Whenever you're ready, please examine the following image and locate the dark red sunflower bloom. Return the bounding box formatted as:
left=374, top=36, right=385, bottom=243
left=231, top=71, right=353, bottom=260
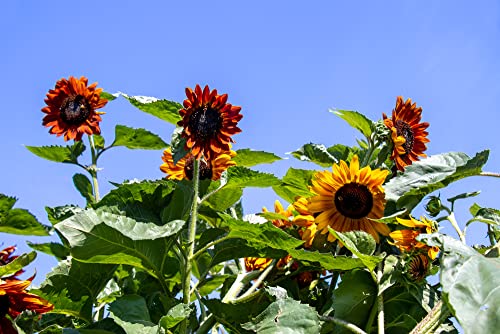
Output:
left=177, top=85, right=242, bottom=160
left=383, top=96, right=430, bottom=171
left=42, top=76, right=107, bottom=141
left=0, top=247, right=23, bottom=278
left=0, top=277, right=53, bottom=333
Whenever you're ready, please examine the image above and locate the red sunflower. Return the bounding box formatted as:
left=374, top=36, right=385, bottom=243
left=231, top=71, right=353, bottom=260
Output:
left=0, top=247, right=23, bottom=278
left=383, top=96, right=430, bottom=171
left=42, top=76, right=107, bottom=141
left=177, top=85, right=242, bottom=160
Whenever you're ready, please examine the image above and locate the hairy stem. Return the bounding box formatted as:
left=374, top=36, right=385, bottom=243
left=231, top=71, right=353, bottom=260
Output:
left=376, top=263, right=385, bottom=334
left=410, top=300, right=450, bottom=334
left=88, top=135, right=100, bottom=202
left=319, top=315, right=368, bottom=334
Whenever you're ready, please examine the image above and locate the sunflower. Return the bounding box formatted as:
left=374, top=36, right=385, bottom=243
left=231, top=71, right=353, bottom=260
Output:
left=291, top=196, right=317, bottom=248
left=0, top=277, right=53, bottom=333
left=178, top=85, right=242, bottom=160
left=308, top=155, right=390, bottom=243
left=389, top=216, right=439, bottom=259
left=262, top=200, right=294, bottom=229
left=383, top=96, right=430, bottom=171
left=160, top=148, right=236, bottom=181
left=244, top=257, right=273, bottom=271
left=42, top=76, right=107, bottom=141
left=406, top=253, right=430, bottom=281
left=0, top=247, right=23, bottom=278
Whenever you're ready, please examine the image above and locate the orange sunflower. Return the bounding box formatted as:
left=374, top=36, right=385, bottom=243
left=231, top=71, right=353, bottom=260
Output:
left=389, top=216, right=439, bottom=259
left=0, top=277, right=53, bottom=333
left=0, top=247, right=23, bottom=278
left=262, top=200, right=294, bottom=229
left=308, top=155, right=390, bottom=243
left=291, top=196, right=317, bottom=248
left=178, top=85, right=242, bottom=160
left=383, top=96, right=430, bottom=171
left=160, top=147, right=236, bottom=181
left=42, top=76, right=107, bottom=141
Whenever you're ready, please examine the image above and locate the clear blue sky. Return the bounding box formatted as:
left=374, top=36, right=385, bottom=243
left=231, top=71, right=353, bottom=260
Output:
left=1, top=1, right=499, bottom=283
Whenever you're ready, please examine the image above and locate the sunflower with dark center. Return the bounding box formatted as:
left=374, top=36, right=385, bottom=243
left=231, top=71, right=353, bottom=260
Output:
left=42, top=76, right=107, bottom=141
left=383, top=96, right=430, bottom=171
left=308, top=155, right=390, bottom=243
left=0, top=277, right=53, bottom=333
left=178, top=85, right=242, bottom=160
left=406, top=253, right=430, bottom=281
left=160, top=147, right=236, bottom=181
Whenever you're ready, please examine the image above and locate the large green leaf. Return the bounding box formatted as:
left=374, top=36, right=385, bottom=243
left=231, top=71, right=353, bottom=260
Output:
left=242, top=294, right=320, bottom=333
left=45, top=205, right=82, bottom=226
left=121, top=93, right=182, bottom=125
left=26, top=141, right=85, bottom=164
left=0, top=194, right=50, bottom=235
left=27, top=241, right=69, bottom=260
left=384, top=151, right=489, bottom=214
left=55, top=208, right=184, bottom=278
left=329, top=230, right=382, bottom=271
left=273, top=168, right=316, bottom=203
left=109, top=295, right=152, bottom=323
left=111, top=125, right=168, bottom=150
left=0, top=251, right=36, bottom=278
left=73, top=173, right=95, bottom=204
left=332, top=269, right=376, bottom=332
left=224, top=166, right=280, bottom=188
left=233, top=149, right=282, bottom=167
left=160, top=304, right=192, bottom=330
left=468, top=203, right=500, bottom=226
left=290, top=143, right=338, bottom=167
left=160, top=180, right=193, bottom=222
left=422, top=234, right=500, bottom=333
left=33, top=259, right=116, bottom=322
left=330, top=109, right=373, bottom=139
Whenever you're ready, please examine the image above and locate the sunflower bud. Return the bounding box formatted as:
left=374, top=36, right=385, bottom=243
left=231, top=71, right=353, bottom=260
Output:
left=425, top=196, right=442, bottom=217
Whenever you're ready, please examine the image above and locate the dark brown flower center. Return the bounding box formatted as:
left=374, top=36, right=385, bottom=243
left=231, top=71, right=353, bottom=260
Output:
left=0, top=295, right=10, bottom=318
left=395, top=120, right=414, bottom=155
left=184, top=156, right=213, bottom=180
left=188, top=105, right=222, bottom=141
left=334, top=183, right=373, bottom=219
left=60, top=95, right=92, bottom=125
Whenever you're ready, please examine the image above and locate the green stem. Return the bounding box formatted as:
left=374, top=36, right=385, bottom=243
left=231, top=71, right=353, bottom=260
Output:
left=361, top=137, right=375, bottom=167
left=319, top=315, right=368, bottom=334
left=181, top=158, right=200, bottom=332
left=480, top=171, right=500, bottom=178
left=191, top=235, right=231, bottom=261
left=376, top=262, right=385, bottom=334
left=447, top=212, right=465, bottom=243
left=238, top=259, right=277, bottom=300
left=487, top=224, right=497, bottom=246
left=88, top=135, right=100, bottom=202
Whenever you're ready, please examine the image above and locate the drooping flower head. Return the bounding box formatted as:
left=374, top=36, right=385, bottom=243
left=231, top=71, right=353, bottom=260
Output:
left=406, top=253, right=430, bottom=281
left=383, top=96, right=429, bottom=171
left=0, top=277, right=53, bottom=333
left=178, top=85, right=242, bottom=160
left=160, top=147, right=237, bottom=181
left=42, top=76, right=107, bottom=141
left=308, top=155, right=390, bottom=243
left=389, top=216, right=439, bottom=259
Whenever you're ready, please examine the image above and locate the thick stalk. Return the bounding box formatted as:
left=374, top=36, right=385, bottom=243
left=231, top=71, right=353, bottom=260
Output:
left=410, top=300, right=449, bottom=334
left=88, top=135, right=100, bottom=202
left=480, top=171, right=500, bottom=178
left=447, top=212, right=465, bottom=243
left=376, top=263, right=385, bottom=334
left=181, top=159, right=200, bottom=333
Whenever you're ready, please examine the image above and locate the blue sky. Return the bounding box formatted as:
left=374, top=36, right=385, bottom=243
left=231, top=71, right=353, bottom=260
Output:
left=1, top=1, right=499, bottom=283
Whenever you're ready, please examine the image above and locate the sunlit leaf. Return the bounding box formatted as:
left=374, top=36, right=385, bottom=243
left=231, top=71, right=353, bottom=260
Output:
left=0, top=251, right=36, bottom=278
left=447, top=191, right=480, bottom=203
left=27, top=241, right=69, bottom=260
left=384, top=151, right=489, bottom=214
left=93, top=134, right=106, bottom=150
left=329, top=230, right=382, bottom=271
left=121, top=93, right=182, bottom=124
left=273, top=168, right=316, bottom=203
left=330, top=109, right=373, bottom=139
left=111, top=125, right=168, bottom=150
left=0, top=194, right=50, bottom=236
left=26, top=141, right=85, bottom=164
left=290, top=143, right=337, bottom=167
left=468, top=203, right=500, bottom=226
left=100, top=91, right=118, bottom=101
left=233, top=149, right=281, bottom=167
left=224, top=166, right=280, bottom=188
left=45, top=205, right=82, bottom=225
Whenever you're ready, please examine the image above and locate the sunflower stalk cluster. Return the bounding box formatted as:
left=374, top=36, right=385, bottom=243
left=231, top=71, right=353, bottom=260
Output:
left=1, top=77, right=499, bottom=334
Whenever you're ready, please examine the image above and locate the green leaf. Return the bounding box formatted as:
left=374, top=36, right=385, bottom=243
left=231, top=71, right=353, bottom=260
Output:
left=272, top=168, right=316, bottom=203
left=27, top=241, right=69, bottom=260
left=290, top=143, right=338, bottom=167
left=55, top=208, right=183, bottom=278
left=160, top=304, right=192, bottom=329
left=73, top=173, right=95, bottom=204
left=203, top=186, right=243, bottom=212
left=447, top=191, right=480, bottom=203
left=169, top=126, right=189, bottom=165
left=383, top=284, right=430, bottom=333
left=121, top=93, right=182, bottom=125
left=160, top=180, right=193, bottom=222
left=329, top=230, right=382, bottom=272
left=109, top=295, right=152, bottom=323
left=45, top=205, right=82, bottom=225
left=110, top=311, right=158, bottom=334
left=93, top=135, right=106, bottom=150
left=33, top=259, right=116, bottom=322
left=327, top=144, right=353, bottom=163
left=287, top=249, right=367, bottom=271
left=330, top=109, right=373, bottom=139
left=224, top=166, right=280, bottom=188
left=0, top=251, right=36, bottom=278
left=111, top=125, right=168, bottom=150
left=26, top=141, right=85, bottom=164
left=242, top=296, right=320, bottom=333
left=467, top=203, right=500, bottom=226
left=384, top=151, right=489, bottom=214
left=0, top=194, right=49, bottom=235
left=100, top=91, right=118, bottom=101
left=332, top=269, right=376, bottom=332
left=233, top=149, right=282, bottom=167
left=421, top=234, right=500, bottom=333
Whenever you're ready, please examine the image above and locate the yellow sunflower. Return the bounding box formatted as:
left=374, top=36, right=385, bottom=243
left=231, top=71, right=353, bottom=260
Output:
left=262, top=200, right=294, bottom=229
left=160, top=148, right=236, bottom=181
left=389, top=216, right=439, bottom=259
left=291, top=196, right=317, bottom=248
left=308, top=155, right=390, bottom=243
left=42, top=76, right=107, bottom=141
left=178, top=84, right=242, bottom=160
left=383, top=96, right=430, bottom=171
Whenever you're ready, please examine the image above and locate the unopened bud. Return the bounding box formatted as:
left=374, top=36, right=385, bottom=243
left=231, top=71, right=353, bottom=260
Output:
left=425, top=196, right=442, bottom=217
